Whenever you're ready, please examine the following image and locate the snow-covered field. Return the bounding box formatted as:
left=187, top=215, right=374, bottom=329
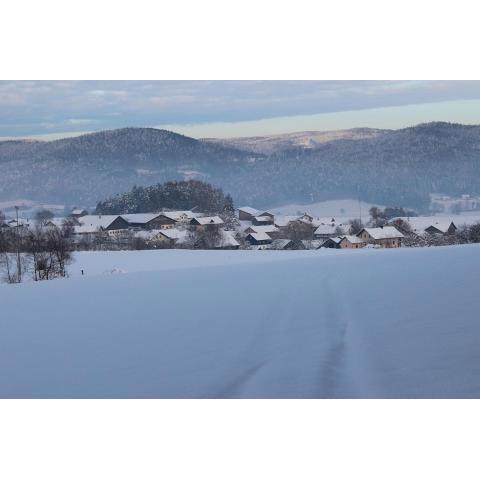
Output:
left=1, top=245, right=480, bottom=398
left=269, top=199, right=384, bottom=219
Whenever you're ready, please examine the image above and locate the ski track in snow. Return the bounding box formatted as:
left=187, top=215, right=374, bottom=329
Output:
left=1, top=245, right=480, bottom=398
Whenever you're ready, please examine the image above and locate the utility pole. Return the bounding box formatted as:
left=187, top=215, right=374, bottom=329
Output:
left=15, top=206, right=21, bottom=283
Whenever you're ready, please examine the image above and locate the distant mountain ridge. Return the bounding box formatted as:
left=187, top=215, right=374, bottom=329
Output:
left=1, top=122, right=480, bottom=209
left=203, top=127, right=389, bottom=154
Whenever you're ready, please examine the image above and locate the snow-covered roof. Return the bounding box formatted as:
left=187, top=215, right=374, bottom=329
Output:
left=391, top=216, right=456, bottom=234
left=268, top=239, right=292, bottom=249
left=362, top=227, right=404, bottom=239
left=253, top=216, right=272, bottom=222
left=134, top=229, right=164, bottom=240
left=314, top=224, right=345, bottom=235
left=157, top=228, right=189, bottom=242
left=244, top=225, right=279, bottom=234
left=121, top=213, right=161, bottom=224
left=161, top=210, right=196, bottom=221
left=6, top=218, right=29, bottom=227
left=342, top=235, right=365, bottom=244
left=192, top=216, right=224, bottom=225
left=301, top=239, right=325, bottom=249
left=46, top=217, right=67, bottom=227
left=74, top=215, right=122, bottom=234
left=238, top=206, right=259, bottom=216
left=247, top=232, right=272, bottom=241
left=327, top=237, right=344, bottom=244
left=71, top=209, right=87, bottom=215
left=218, top=231, right=240, bottom=248
left=274, top=215, right=299, bottom=227
left=424, top=222, right=456, bottom=233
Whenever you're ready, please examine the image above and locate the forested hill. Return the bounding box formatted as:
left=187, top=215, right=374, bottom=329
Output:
left=1, top=122, right=480, bottom=210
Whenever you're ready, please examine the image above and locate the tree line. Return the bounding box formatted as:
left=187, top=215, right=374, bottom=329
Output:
left=0, top=212, right=74, bottom=284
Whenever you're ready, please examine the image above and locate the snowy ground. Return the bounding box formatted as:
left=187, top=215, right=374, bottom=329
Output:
left=269, top=199, right=384, bottom=219
left=1, top=245, right=480, bottom=398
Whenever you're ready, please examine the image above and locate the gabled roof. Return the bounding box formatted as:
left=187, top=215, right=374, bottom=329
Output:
left=238, top=206, right=259, bottom=216
left=7, top=218, right=29, bottom=227
left=71, top=209, right=87, bottom=215
left=269, top=239, right=291, bottom=249
left=160, top=210, right=196, bottom=221
left=342, top=235, right=365, bottom=244
left=273, top=215, right=298, bottom=227
left=74, top=215, right=123, bottom=233
left=218, top=231, right=240, bottom=248
left=253, top=216, right=272, bottom=222
left=244, top=225, right=279, bottom=234
left=134, top=229, right=164, bottom=240
left=314, top=224, right=345, bottom=235
left=301, top=239, right=325, bottom=249
left=325, top=236, right=344, bottom=244
left=258, top=211, right=274, bottom=217
left=247, top=232, right=272, bottom=241
left=121, top=213, right=162, bottom=224
left=157, top=228, right=189, bottom=242
left=391, top=216, right=459, bottom=234
left=424, top=221, right=456, bottom=234
left=191, top=216, right=224, bottom=225
left=361, top=227, right=404, bottom=239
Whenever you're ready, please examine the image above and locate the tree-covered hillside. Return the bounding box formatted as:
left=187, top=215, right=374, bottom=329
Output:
left=95, top=180, right=235, bottom=217
left=2, top=122, right=480, bottom=210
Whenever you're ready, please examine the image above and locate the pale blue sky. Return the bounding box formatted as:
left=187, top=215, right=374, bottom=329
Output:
left=1, top=81, right=480, bottom=139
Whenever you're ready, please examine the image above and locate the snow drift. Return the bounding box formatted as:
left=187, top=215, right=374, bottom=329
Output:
left=1, top=245, right=480, bottom=398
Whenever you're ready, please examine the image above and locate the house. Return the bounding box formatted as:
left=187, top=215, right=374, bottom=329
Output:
left=45, top=217, right=80, bottom=228
left=156, top=228, right=190, bottom=247
left=257, top=211, right=275, bottom=221
left=339, top=235, right=366, bottom=249
left=357, top=226, right=404, bottom=248
left=301, top=239, right=325, bottom=249
left=313, top=224, right=346, bottom=239
left=6, top=218, right=30, bottom=228
left=298, top=213, right=314, bottom=223
left=244, top=224, right=279, bottom=236
left=121, top=213, right=167, bottom=230
left=214, top=231, right=240, bottom=250
left=74, top=215, right=130, bottom=235
left=238, top=206, right=260, bottom=221
left=425, top=222, right=457, bottom=235
left=150, top=210, right=196, bottom=229
left=268, top=239, right=306, bottom=250
left=70, top=209, right=88, bottom=218
left=321, top=237, right=344, bottom=249
left=390, top=217, right=457, bottom=236
left=246, top=232, right=272, bottom=245
left=252, top=215, right=274, bottom=226
left=190, top=216, right=224, bottom=231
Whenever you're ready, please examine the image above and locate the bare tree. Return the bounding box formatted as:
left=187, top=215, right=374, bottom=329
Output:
left=348, top=218, right=364, bottom=235
left=285, top=220, right=314, bottom=241
left=193, top=224, right=222, bottom=249
left=45, top=224, right=73, bottom=277
left=0, top=229, right=15, bottom=283
left=35, top=209, right=54, bottom=226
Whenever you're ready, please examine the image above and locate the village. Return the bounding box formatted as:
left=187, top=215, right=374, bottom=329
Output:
left=3, top=201, right=480, bottom=252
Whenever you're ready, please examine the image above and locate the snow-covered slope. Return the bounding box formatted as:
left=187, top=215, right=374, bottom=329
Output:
left=1, top=245, right=480, bottom=398
left=268, top=199, right=384, bottom=218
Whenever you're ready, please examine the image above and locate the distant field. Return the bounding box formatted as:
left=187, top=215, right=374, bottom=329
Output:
left=269, top=198, right=384, bottom=219
left=1, top=245, right=480, bottom=398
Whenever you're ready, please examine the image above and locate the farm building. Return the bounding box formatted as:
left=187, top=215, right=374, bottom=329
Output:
left=238, top=206, right=260, bottom=221
left=357, top=227, right=404, bottom=248
left=246, top=232, right=272, bottom=246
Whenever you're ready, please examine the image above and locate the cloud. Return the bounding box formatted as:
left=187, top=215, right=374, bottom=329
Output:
left=1, top=80, right=480, bottom=137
